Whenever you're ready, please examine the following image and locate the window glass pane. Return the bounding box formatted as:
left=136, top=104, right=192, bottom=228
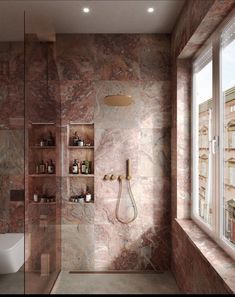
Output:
left=221, top=18, right=235, bottom=246
left=193, top=49, right=213, bottom=226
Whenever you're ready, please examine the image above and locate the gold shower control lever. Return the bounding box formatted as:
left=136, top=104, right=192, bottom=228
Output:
left=104, top=175, right=110, bottom=180
left=110, top=174, right=117, bottom=180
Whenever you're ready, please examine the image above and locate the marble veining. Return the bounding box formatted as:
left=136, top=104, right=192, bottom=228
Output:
left=172, top=219, right=235, bottom=293
left=57, top=34, right=172, bottom=271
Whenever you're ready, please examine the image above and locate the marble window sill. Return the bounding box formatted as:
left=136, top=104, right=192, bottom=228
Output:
left=175, top=219, right=235, bottom=293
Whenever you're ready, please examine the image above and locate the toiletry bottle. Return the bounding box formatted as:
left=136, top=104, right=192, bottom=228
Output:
left=78, top=137, right=84, bottom=147
left=39, top=160, right=46, bottom=174
left=40, top=138, right=45, bottom=147
left=81, top=161, right=86, bottom=174
left=85, top=160, right=89, bottom=174
left=47, top=131, right=55, bottom=146
left=48, top=159, right=55, bottom=174
left=72, top=159, right=78, bottom=174
left=33, top=189, right=39, bottom=202
left=85, top=186, right=92, bottom=202
left=73, top=131, right=79, bottom=146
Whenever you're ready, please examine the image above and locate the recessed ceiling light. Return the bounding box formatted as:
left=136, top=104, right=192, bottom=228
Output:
left=147, top=7, right=154, bottom=13
left=83, top=7, right=90, bottom=13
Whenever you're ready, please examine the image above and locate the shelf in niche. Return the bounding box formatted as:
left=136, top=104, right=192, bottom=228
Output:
left=68, top=146, right=94, bottom=149
left=29, top=174, right=56, bottom=177
left=30, top=202, right=56, bottom=205
left=30, top=146, right=56, bottom=149
left=68, top=174, right=94, bottom=178
left=65, top=200, right=94, bottom=204
left=30, top=122, right=56, bottom=125
left=69, top=122, right=94, bottom=125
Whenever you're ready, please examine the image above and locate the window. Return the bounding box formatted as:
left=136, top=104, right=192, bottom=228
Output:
left=230, top=105, right=235, bottom=112
left=229, top=162, right=235, bottom=186
left=192, top=11, right=235, bottom=260
left=193, top=47, right=213, bottom=227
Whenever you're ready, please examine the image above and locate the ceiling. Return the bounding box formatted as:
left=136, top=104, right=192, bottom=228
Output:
left=0, top=0, right=185, bottom=41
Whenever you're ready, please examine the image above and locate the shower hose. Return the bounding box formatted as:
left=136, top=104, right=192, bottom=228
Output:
left=115, top=178, right=138, bottom=224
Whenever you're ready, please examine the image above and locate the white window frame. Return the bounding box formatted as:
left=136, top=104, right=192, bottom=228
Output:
left=192, top=8, right=235, bottom=261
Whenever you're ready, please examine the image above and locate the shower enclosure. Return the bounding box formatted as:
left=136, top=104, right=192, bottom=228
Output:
left=0, top=0, right=173, bottom=294
left=0, top=5, right=61, bottom=294
left=24, top=12, right=62, bottom=294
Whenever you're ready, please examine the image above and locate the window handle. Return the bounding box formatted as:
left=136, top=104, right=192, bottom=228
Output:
left=212, top=136, right=219, bottom=154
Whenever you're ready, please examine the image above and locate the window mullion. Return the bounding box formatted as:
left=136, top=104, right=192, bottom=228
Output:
left=212, top=34, right=221, bottom=240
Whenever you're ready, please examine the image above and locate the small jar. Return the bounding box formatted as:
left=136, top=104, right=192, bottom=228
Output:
left=33, top=193, right=38, bottom=202
left=40, top=139, right=45, bottom=147
left=77, top=139, right=84, bottom=147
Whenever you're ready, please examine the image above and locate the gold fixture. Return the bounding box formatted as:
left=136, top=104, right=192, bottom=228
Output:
left=118, top=175, right=125, bottom=181
left=103, top=95, right=133, bottom=107
left=110, top=174, right=117, bottom=180
left=126, top=159, right=132, bottom=180
left=104, top=175, right=110, bottom=180
left=104, top=159, right=132, bottom=181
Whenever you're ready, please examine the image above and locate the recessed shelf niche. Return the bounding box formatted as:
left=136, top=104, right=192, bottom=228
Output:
left=67, top=123, right=95, bottom=203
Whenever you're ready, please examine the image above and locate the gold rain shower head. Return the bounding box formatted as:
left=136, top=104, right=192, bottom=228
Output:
left=103, top=95, right=133, bottom=107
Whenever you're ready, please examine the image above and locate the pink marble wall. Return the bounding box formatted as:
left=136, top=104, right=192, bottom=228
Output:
left=53, top=34, right=172, bottom=271
left=171, top=59, right=192, bottom=220
left=172, top=0, right=235, bottom=59
left=171, top=0, right=235, bottom=293
left=0, top=42, right=24, bottom=234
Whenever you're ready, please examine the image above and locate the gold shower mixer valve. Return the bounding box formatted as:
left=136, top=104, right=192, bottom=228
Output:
left=104, top=159, right=132, bottom=181
left=103, top=174, right=131, bottom=181
left=103, top=174, right=117, bottom=181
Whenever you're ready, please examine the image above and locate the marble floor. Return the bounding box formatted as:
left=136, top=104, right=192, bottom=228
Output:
left=0, top=271, right=24, bottom=294
left=51, top=271, right=180, bottom=294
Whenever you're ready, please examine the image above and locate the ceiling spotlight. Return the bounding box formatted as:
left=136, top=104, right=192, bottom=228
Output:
left=83, top=7, right=90, bottom=13
left=147, top=7, right=154, bottom=13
